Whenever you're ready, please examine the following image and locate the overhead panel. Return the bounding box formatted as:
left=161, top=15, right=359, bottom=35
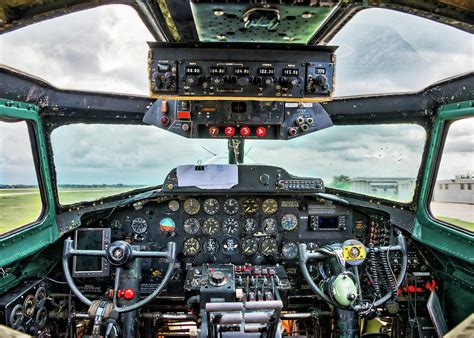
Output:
left=190, top=0, right=339, bottom=44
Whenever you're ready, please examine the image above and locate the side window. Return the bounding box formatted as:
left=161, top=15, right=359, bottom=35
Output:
left=0, top=120, right=43, bottom=234
left=430, top=117, right=474, bottom=232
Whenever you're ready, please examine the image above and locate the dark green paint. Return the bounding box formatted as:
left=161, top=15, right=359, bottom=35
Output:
left=414, top=100, right=473, bottom=262
left=0, top=99, right=58, bottom=268
left=192, top=3, right=336, bottom=44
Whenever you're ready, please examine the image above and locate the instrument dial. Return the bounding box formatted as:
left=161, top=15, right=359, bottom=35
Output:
left=281, top=213, right=298, bottom=231
left=183, top=238, right=200, bottom=256
left=282, top=242, right=298, bottom=259
left=183, top=218, right=200, bottom=235
left=223, top=198, right=239, bottom=215
left=203, top=198, right=219, bottom=215
left=222, top=238, right=239, bottom=256
left=131, top=217, right=148, bottom=234
left=203, top=238, right=220, bottom=255
left=203, top=217, right=220, bottom=235
left=168, top=200, right=180, bottom=212
left=243, top=218, right=258, bottom=235
left=242, top=238, right=259, bottom=255
left=242, top=197, right=259, bottom=214
left=261, top=238, right=278, bottom=256
left=223, top=217, right=239, bottom=235
left=184, top=198, right=200, bottom=215
left=262, top=198, right=278, bottom=214
left=262, top=218, right=277, bottom=234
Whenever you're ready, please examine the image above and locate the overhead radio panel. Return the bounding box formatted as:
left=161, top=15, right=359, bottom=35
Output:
left=148, top=43, right=337, bottom=102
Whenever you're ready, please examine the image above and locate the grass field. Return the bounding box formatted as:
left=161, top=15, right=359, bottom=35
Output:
left=0, top=188, right=130, bottom=234
left=438, top=217, right=474, bottom=232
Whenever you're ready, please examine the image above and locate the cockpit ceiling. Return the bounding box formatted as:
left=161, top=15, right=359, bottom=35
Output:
left=0, top=1, right=473, bottom=41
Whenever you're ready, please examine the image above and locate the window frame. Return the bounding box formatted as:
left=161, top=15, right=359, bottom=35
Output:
left=0, top=99, right=58, bottom=267
left=415, top=100, right=473, bottom=262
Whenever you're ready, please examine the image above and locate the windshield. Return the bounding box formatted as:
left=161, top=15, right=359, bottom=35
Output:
left=51, top=123, right=425, bottom=204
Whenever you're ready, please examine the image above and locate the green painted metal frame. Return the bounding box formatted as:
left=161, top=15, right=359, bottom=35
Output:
left=414, top=100, right=474, bottom=262
left=0, top=99, right=58, bottom=267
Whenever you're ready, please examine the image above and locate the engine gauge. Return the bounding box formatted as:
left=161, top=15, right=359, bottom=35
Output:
left=242, top=197, right=259, bottom=214
left=243, top=218, right=258, bottom=234
left=183, top=218, right=200, bottom=235
left=261, top=238, right=278, bottom=256
left=222, top=238, right=239, bottom=256
left=282, top=242, right=298, bottom=259
left=203, top=238, right=220, bottom=255
left=184, top=198, right=200, bottom=215
left=223, top=217, right=239, bottom=235
left=242, top=238, right=259, bottom=255
left=131, top=217, right=148, bottom=234
left=23, top=294, right=36, bottom=317
left=203, top=198, right=219, bottom=215
left=168, top=200, right=180, bottom=212
left=262, top=218, right=277, bottom=234
left=262, top=198, right=278, bottom=214
left=183, top=238, right=200, bottom=256
left=223, top=198, right=239, bottom=215
left=203, top=217, right=220, bottom=235
left=281, top=213, right=298, bottom=231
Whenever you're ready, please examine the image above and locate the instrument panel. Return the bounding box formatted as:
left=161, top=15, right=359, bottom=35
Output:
left=107, top=195, right=364, bottom=266
left=148, top=43, right=336, bottom=101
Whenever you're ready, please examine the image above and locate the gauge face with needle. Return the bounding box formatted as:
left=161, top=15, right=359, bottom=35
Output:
left=184, top=198, right=200, bottom=215
left=183, top=238, right=200, bottom=256
left=242, top=238, right=258, bottom=255
left=242, top=197, right=259, bottom=214
left=262, top=198, right=278, bottom=214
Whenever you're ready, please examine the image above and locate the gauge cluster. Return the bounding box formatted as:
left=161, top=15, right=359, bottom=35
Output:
left=107, top=195, right=359, bottom=266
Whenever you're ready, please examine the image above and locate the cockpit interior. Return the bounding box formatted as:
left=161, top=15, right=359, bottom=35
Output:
left=0, top=1, right=473, bottom=337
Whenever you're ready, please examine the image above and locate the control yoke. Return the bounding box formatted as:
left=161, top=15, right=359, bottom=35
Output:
left=63, top=239, right=176, bottom=313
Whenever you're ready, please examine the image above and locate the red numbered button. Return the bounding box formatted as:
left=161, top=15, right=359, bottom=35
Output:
left=209, top=126, right=219, bottom=137
left=225, top=126, right=235, bottom=137
left=256, top=127, right=267, bottom=137
left=240, top=126, right=251, bottom=137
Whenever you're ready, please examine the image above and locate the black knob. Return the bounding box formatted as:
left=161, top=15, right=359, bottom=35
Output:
left=264, top=77, right=274, bottom=86
left=185, top=76, right=198, bottom=87
left=281, top=77, right=298, bottom=88
left=211, top=76, right=223, bottom=86
left=237, top=76, right=250, bottom=87
left=315, top=75, right=328, bottom=90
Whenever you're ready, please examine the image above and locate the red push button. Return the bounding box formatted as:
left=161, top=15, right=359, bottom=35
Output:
left=123, top=288, right=135, bottom=300
left=240, top=126, right=251, bottom=137
left=161, top=100, right=168, bottom=114
left=256, top=127, right=266, bottom=137
left=160, top=116, right=170, bottom=126
left=224, top=126, right=235, bottom=137
left=209, top=126, right=219, bottom=137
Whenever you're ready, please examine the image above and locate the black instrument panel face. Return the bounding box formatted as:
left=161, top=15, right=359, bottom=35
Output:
left=106, top=195, right=360, bottom=266
left=148, top=43, right=336, bottom=100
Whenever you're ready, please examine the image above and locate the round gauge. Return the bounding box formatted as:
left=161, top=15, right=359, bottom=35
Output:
left=262, top=218, right=277, bottom=234
left=261, top=238, right=278, bottom=256
left=262, top=198, right=278, bottom=215
left=183, top=238, right=200, bottom=256
left=203, top=238, right=220, bottom=255
left=223, top=217, right=239, bottom=235
left=131, top=217, right=148, bottom=234
left=183, top=198, right=200, bottom=215
left=242, top=238, right=259, bottom=256
left=203, top=217, right=220, bottom=235
left=282, top=242, right=298, bottom=259
left=306, top=242, right=319, bottom=252
left=222, top=238, right=239, bottom=256
left=168, top=200, right=180, bottom=212
left=203, top=198, right=220, bottom=215
left=243, top=218, right=258, bottom=235
left=308, top=264, right=320, bottom=279
left=242, top=197, right=259, bottom=214
left=183, top=218, right=200, bottom=235
left=281, top=213, right=298, bottom=231
left=223, top=198, right=239, bottom=215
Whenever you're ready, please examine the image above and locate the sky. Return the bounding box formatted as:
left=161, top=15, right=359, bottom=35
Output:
left=0, top=5, right=473, bottom=189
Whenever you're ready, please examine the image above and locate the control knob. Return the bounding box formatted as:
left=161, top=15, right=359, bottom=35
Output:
left=210, top=76, right=224, bottom=87
left=209, top=270, right=227, bottom=286
left=237, top=76, right=250, bottom=87
left=281, top=77, right=299, bottom=88
left=309, top=75, right=329, bottom=92
left=185, top=76, right=199, bottom=87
